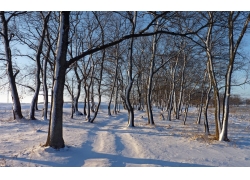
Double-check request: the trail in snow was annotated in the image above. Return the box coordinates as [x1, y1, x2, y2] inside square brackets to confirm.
[0, 103, 250, 166]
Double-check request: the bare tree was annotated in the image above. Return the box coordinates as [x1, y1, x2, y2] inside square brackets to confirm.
[0, 11, 26, 120]
[126, 11, 137, 127]
[44, 11, 70, 149]
[220, 12, 250, 141]
[28, 12, 51, 120]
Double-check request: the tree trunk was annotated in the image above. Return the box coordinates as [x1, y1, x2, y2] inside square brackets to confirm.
[86, 60, 95, 122]
[176, 53, 186, 119]
[167, 58, 178, 121]
[146, 24, 158, 125]
[29, 12, 50, 120]
[73, 65, 83, 115]
[219, 12, 250, 141]
[0, 11, 23, 120]
[86, 84, 91, 122]
[197, 71, 207, 124]
[183, 103, 189, 125]
[203, 77, 211, 135]
[90, 78, 95, 113]
[45, 11, 70, 149]
[29, 51, 42, 120]
[90, 49, 105, 122]
[113, 77, 119, 114]
[126, 12, 137, 127]
[83, 84, 87, 115]
[70, 80, 74, 119]
[42, 37, 50, 120]
[136, 74, 142, 111]
[205, 13, 221, 140]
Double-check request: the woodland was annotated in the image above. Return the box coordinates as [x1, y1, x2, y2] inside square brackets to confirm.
[1, 11, 250, 150]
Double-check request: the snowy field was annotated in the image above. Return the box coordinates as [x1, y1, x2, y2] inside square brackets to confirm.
[0, 102, 250, 172]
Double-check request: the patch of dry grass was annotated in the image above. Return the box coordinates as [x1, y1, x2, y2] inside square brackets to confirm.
[188, 133, 217, 144]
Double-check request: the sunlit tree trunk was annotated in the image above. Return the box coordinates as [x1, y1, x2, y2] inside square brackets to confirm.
[146, 23, 158, 125]
[45, 11, 70, 149]
[167, 57, 178, 121]
[176, 52, 186, 119]
[205, 12, 221, 140]
[220, 12, 250, 141]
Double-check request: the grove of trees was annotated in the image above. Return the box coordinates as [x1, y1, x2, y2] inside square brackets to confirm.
[1, 11, 250, 149]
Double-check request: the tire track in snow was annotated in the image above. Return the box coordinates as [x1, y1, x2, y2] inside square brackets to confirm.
[92, 131, 116, 155]
[116, 132, 144, 159]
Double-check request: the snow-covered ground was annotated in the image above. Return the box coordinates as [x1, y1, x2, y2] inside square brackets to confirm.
[0, 102, 250, 170]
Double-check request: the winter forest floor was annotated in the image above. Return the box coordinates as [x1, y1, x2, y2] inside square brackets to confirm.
[0, 102, 250, 168]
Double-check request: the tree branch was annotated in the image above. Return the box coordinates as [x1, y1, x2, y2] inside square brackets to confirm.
[66, 27, 207, 68]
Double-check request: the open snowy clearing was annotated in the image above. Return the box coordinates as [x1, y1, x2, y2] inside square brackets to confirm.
[0, 102, 250, 168]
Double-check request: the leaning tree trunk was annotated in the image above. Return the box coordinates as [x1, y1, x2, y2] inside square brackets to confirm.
[90, 48, 105, 123]
[0, 11, 23, 120]
[45, 11, 70, 149]
[207, 55, 221, 140]
[205, 13, 221, 140]
[29, 12, 50, 120]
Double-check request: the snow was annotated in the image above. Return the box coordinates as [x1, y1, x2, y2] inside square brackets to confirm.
[0, 102, 249, 177]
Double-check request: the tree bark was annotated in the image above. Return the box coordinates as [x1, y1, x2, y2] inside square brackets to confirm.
[203, 71, 211, 135]
[126, 12, 137, 127]
[42, 31, 50, 120]
[0, 11, 23, 120]
[196, 71, 207, 124]
[45, 11, 70, 149]
[205, 12, 221, 140]
[29, 12, 50, 120]
[73, 65, 83, 115]
[219, 12, 250, 141]
[167, 57, 178, 121]
[176, 53, 186, 119]
[146, 23, 158, 125]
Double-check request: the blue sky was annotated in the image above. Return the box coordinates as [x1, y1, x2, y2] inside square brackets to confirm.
[1, 10, 250, 103]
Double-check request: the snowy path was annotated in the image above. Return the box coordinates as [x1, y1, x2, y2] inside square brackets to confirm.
[1, 103, 250, 166]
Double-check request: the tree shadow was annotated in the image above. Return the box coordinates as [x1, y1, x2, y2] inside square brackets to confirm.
[62, 139, 212, 167]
